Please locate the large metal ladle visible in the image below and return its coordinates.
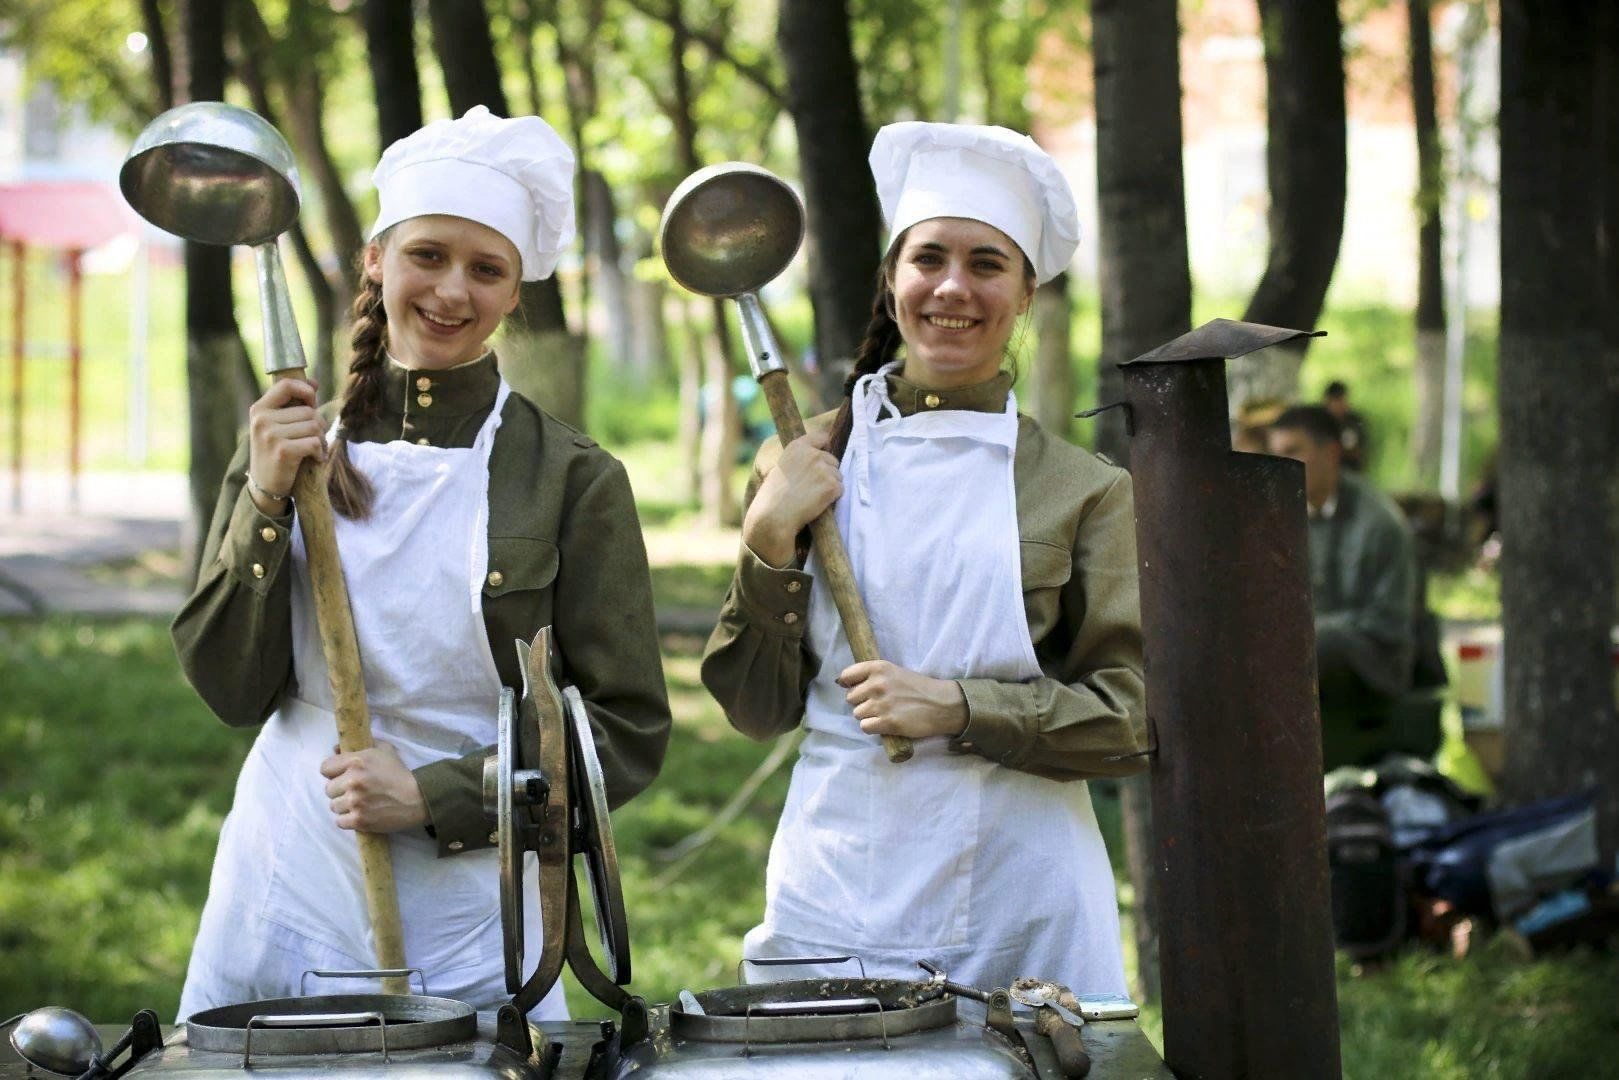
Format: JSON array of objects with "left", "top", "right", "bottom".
[
  {"left": 660, "top": 163, "right": 911, "bottom": 764},
  {"left": 119, "top": 102, "right": 408, "bottom": 991}
]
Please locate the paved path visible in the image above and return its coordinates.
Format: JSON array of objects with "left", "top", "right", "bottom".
[
  {"left": 0, "top": 470, "right": 735, "bottom": 631},
  {"left": 0, "top": 471, "right": 190, "bottom": 618}
]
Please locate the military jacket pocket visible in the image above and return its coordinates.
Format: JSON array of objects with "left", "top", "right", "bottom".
[
  {"left": 1019, "top": 539, "right": 1074, "bottom": 594},
  {"left": 483, "top": 536, "right": 560, "bottom": 598}
]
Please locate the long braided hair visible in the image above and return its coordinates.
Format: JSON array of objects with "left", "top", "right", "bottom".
[
  {"left": 326, "top": 233, "right": 394, "bottom": 519},
  {"left": 825, "top": 248, "right": 904, "bottom": 463}
]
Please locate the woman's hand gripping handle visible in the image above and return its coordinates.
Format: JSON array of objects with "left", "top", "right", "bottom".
[{"left": 745, "top": 370, "right": 914, "bottom": 764}]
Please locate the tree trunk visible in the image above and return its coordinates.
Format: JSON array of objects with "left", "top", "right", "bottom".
[
  {"left": 667, "top": 0, "right": 738, "bottom": 523},
  {"left": 1409, "top": 0, "right": 1446, "bottom": 490},
  {"left": 1498, "top": 0, "right": 1619, "bottom": 866},
  {"left": 701, "top": 307, "right": 740, "bottom": 527},
  {"left": 1029, "top": 273, "right": 1075, "bottom": 440},
  {"left": 427, "top": 0, "right": 584, "bottom": 426},
  {"left": 361, "top": 0, "right": 423, "bottom": 151},
  {"left": 678, "top": 298, "right": 704, "bottom": 504},
  {"left": 778, "top": 0, "right": 884, "bottom": 407},
  {"left": 179, "top": 0, "right": 253, "bottom": 571},
  {"left": 138, "top": 0, "right": 175, "bottom": 111},
  {"left": 1091, "top": 0, "right": 1193, "bottom": 1005},
  {"left": 286, "top": 222, "right": 337, "bottom": 399},
  {"left": 1598, "top": 3, "right": 1619, "bottom": 605},
  {"left": 553, "top": 0, "right": 601, "bottom": 353},
  {"left": 265, "top": 4, "right": 366, "bottom": 284},
  {"left": 1233, "top": 0, "right": 1347, "bottom": 409},
  {"left": 231, "top": 9, "right": 339, "bottom": 403},
  {"left": 1092, "top": 0, "right": 1192, "bottom": 471},
  {"left": 630, "top": 273, "right": 670, "bottom": 383},
  {"left": 510, "top": 0, "right": 545, "bottom": 118},
  {"left": 584, "top": 170, "right": 635, "bottom": 373}
]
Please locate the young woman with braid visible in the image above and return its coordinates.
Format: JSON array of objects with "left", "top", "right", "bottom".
[
  {"left": 701, "top": 122, "right": 1147, "bottom": 996},
  {"left": 172, "top": 108, "right": 669, "bottom": 1018}
]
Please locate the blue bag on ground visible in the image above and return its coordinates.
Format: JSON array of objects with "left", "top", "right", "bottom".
[{"left": 1406, "top": 791, "right": 1599, "bottom": 921}]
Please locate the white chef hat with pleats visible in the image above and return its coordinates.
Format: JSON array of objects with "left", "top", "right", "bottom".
[
  {"left": 369, "top": 105, "right": 575, "bottom": 281},
  {"left": 869, "top": 121, "right": 1079, "bottom": 284}
]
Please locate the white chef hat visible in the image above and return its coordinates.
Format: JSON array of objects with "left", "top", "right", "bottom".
[
  {"left": 369, "top": 106, "right": 575, "bottom": 281},
  {"left": 869, "top": 121, "right": 1079, "bottom": 284}
]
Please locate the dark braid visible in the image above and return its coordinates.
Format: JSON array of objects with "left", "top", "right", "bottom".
[
  {"left": 827, "top": 247, "right": 905, "bottom": 463},
  {"left": 327, "top": 262, "right": 389, "bottom": 519}
]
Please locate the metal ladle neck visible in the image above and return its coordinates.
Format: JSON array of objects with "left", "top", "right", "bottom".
[{"left": 736, "top": 293, "right": 785, "bottom": 380}]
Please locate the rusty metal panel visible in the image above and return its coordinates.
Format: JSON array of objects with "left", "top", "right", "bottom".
[{"left": 1121, "top": 323, "right": 1340, "bottom": 1080}]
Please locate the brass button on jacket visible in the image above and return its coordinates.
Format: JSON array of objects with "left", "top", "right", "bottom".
[
  {"left": 785, "top": 580, "right": 802, "bottom": 594},
  {"left": 416, "top": 376, "right": 432, "bottom": 391},
  {"left": 783, "top": 611, "right": 799, "bottom": 625},
  {"left": 924, "top": 392, "right": 942, "bottom": 408},
  {"left": 487, "top": 571, "right": 505, "bottom": 588},
  {"left": 260, "top": 526, "right": 278, "bottom": 543},
  {"left": 417, "top": 438, "right": 431, "bottom": 446},
  {"left": 251, "top": 563, "right": 266, "bottom": 580},
  {"left": 447, "top": 840, "right": 464, "bottom": 852},
  {"left": 417, "top": 392, "right": 433, "bottom": 408}
]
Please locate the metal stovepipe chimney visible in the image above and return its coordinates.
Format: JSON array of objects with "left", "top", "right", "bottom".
[{"left": 1118, "top": 319, "right": 1341, "bottom": 1079}]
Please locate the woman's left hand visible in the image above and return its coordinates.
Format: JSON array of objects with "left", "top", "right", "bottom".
[
  {"left": 320, "top": 742, "right": 428, "bottom": 833},
  {"left": 838, "top": 660, "right": 968, "bottom": 740}
]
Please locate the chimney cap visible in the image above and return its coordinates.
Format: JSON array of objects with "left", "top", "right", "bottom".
[{"left": 1123, "top": 318, "right": 1325, "bottom": 367}]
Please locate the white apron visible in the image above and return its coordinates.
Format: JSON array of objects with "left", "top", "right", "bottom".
[
  {"left": 743, "top": 365, "right": 1127, "bottom": 996},
  {"left": 179, "top": 381, "right": 567, "bottom": 1021}
]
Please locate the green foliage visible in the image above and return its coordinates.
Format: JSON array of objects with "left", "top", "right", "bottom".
[
  {"left": 1, "top": 0, "right": 160, "bottom": 131},
  {"left": 851, "top": 0, "right": 1085, "bottom": 128}
]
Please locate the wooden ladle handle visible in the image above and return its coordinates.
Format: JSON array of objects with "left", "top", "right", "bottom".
[
  {"left": 275, "top": 369, "right": 409, "bottom": 991},
  {"left": 758, "top": 370, "right": 913, "bottom": 764}
]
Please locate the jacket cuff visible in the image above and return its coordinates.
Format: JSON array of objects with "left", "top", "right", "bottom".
[
  {"left": 734, "top": 542, "right": 813, "bottom": 635},
  {"left": 415, "top": 751, "right": 497, "bottom": 857},
  {"left": 950, "top": 678, "right": 1037, "bottom": 767},
  {"left": 217, "top": 484, "right": 294, "bottom": 596}
]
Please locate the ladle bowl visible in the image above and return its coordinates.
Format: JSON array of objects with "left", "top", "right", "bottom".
[
  {"left": 8, "top": 1007, "right": 103, "bottom": 1076},
  {"left": 120, "top": 101, "right": 301, "bottom": 248},
  {"left": 659, "top": 163, "right": 804, "bottom": 299}
]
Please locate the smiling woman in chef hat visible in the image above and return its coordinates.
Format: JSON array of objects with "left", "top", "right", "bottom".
[
  {"left": 172, "top": 106, "right": 671, "bottom": 1020},
  {"left": 703, "top": 121, "right": 1147, "bottom": 997}
]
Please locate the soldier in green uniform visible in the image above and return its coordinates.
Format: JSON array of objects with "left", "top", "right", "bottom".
[{"left": 172, "top": 107, "right": 669, "bottom": 1019}]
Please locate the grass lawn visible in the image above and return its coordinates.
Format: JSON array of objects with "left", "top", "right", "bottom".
[{"left": 3, "top": 614, "right": 1615, "bottom": 1076}]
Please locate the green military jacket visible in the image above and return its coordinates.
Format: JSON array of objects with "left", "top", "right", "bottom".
[
  {"left": 700, "top": 372, "right": 1147, "bottom": 782},
  {"left": 1309, "top": 470, "right": 1417, "bottom": 699},
  {"left": 172, "top": 355, "right": 671, "bottom": 856}
]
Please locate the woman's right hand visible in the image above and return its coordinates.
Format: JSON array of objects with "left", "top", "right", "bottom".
[
  {"left": 246, "top": 377, "right": 327, "bottom": 515},
  {"left": 742, "top": 428, "right": 843, "bottom": 568}
]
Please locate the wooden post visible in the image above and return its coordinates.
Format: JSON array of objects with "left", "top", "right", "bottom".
[
  {"left": 10, "top": 240, "right": 23, "bottom": 512},
  {"left": 67, "top": 249, "right": 82, "bottom": 512}
]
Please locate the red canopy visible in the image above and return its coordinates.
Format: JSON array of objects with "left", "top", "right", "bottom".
[{"left": 0, "top": 181, "right": 138, "bottom": 251}]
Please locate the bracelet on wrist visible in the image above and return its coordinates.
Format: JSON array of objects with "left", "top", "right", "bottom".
[{"left": 245, "top": 470, "right": 291, "bottom": 505}]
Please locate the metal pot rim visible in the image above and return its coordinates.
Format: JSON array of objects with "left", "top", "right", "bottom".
[
  {"left": 184, "top": 993, "right": 476, "bottom": 1056},
  {"left": 668, "top": 977, "right": 957, "bottom": 1045}
]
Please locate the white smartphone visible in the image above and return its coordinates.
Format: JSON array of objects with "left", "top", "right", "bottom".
[{"left": 1077, "top": 994, "right": 1140, "bottom": 1021}]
